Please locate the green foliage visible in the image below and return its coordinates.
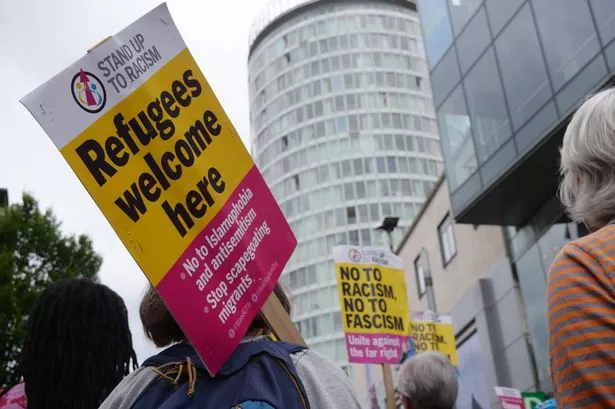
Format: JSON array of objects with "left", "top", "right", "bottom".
[{"left": 0, "top": 193, "right": 102, "bottom": 388}]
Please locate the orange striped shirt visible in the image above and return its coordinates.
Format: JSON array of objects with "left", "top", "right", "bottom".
[{"left": 548, "top": 224, "right": 615, "bottom": 408}]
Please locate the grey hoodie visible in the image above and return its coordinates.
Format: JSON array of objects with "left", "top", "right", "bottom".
[{"left": 99, "top": 340, "right": 361, "bottom": 409}]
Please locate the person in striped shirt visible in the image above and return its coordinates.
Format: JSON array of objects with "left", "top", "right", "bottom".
[{"left": 549, "top": 88, "right": 615, "bottom": 408}]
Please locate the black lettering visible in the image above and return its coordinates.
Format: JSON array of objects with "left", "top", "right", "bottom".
[
  {"left": 114, "top": 114, "right": 139, "bottom": 154},
  {"left": 128, "top": 111, "right": 157, "bottom": 145},
  {"left": 76, "top": 139, "right": 117, "bottom": 187},
  {"left": 143, "top": 153, "right": 170, "bottom": 190},
  {"left": 143, "top": 51, "right": 152, "bottom": 66},
  {"left": 175, "top": 140, "right": 195, "bottom": 167},
  {"left": 125, "top": 66, "right": 137, "bottom": 82},
  {"left": 160, "top": 91, "right": 179, "bottom": 118},
  {"left": 98, "top": 60, "right": 110, "bottom": 77},
  {"left": 102, "top": 56, "right": 113, "bottom": 72},
  {"left": 115, "top": 183, "right": 147, "bottom": 222},
  {"left": 204, "top": 110, "right": 222, "bottom": 136},
  {"left": 172, "top": 80, "right": 190, "bottom": 107},
  {"left": 161, "top": 151, "right": 181, "bottom": 180},
  {"left": 149, "top": 45, "right": 161, "bottom": 63},
  {"left": 111, "top": 53, "right": 122, "bottom": 69},
  {"left": 341, "top": 282, "right": 351, "bottom": 296},
  {"left": 196, "top": 175, "right": 214, "bottom": 206},
  {"left": 394, "top": 316, "right": 404, "bottom": 331},
  {"left": 183, "top": 69, "right": 202, "bottom": 97},
  {"left": 160, "top": 151, "right": 181, "bottom": 180},
  {"left": 147, "top": 99, "right": 175, "bottom": 140},
  {"left": 137, "top": 34, "right": 145, "bottom": 49},
  {"left": 343, "top": 298, "right": 354, "bottom": 312},
  {"left": 208, "top": 167, "right": 225, "bottom": 194},
  {"left": 345, "top": 314, "right": 354, "bottom": 329},
  {"left": 186, "top": 190, "right": 206, "bottom": 218},
  {"left": 138, "top": 172, "right": 161, "bottom": 202},
  {"left": 137, "top": 57, "right": 147, "bottom": 72},
  {"left": 117, "top": 46, "right": 131, "bottom": 63},
  {"left": 184, "top": 120, "right": 209, "bottom": 155},
  {"left": 105, "top": 136, "right": 128, "bottom": 167},
  {"left": 162, "top": 200, "right": 193, "bottom": 237}
]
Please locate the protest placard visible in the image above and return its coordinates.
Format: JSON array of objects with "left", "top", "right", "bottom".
[
  {"left": 408, "top": 310, "right": 459, "bottom": 366},
  {"left": 21, "top": 3, "right": 297, "bottom": 375},
  {"left": 495, "top": 387, "right": 525, "bottom": 409},
  {"left": 333, "top": 246, "right": 411, "bottom": 364},
  {"left": 522, "top": 392, "right": 547, "bottom": 409}
]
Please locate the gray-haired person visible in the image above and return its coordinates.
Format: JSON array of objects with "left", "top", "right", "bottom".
[
  {"left": 397, "top": 351, "right": 458, "bottom": 409},
  {"left": 548, "top": 87, "right": 615, "bottom": 407}
]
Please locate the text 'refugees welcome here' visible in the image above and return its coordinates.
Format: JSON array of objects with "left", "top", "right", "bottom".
[{"left": 75, "top": 69, "right": 229, "bottom": 238}]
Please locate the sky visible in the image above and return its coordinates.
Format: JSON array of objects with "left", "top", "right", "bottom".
[{"left": 0, "top": 0, "right": 271, "bottom": 361}]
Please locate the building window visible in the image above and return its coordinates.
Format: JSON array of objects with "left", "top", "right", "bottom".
[
  {"left": 438, "top": 213, "right": 457, "bottom": 265},
  {"left": 438, "top": 85, "right": 477, "bottom": 191},
  {"left": 414, "top": 254, "right": 426, "bottom": 298},
  {"left": 293, "top": 175, "right": 300, "bottom": 191},
  {"left": 346, "top": 206, "right": 357, "bottom": 224}
]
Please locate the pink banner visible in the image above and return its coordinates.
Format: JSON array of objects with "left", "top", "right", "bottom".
[
  {"left": 345, "top": 333, "right": 409, "bottom": 365},
  {"left": 156, "top": 165, "right": 296, "bottom": 374}
]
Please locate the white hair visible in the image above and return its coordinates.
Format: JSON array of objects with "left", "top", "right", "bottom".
[
  {"left": 397, "top": 351, "right": 458, "bottom": 409},
  {"left": 559, "top": 88, "right": 615, "bottom": 230}
]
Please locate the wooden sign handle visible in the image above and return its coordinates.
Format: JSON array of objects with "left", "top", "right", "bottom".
[
  {"left": 87, "top": 36, "right": 112, "bottom": 53},
  {"left": 261, "top": 293, "right": 306, "bottom": 346},
  {"left": 382, "top": 364, "right": 397, "bottom": 409}
]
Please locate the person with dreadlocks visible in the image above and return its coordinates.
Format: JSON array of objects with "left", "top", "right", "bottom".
[
  {"left": 100, "top": 283, "right": 361, "bottom": 409},
  {"left": 0, "top": 278, "right": 138, "bottom": 409}
]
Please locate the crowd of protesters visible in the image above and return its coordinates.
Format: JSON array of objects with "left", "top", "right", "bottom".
[{"left": 6, "top": 89, "right": 615, "bottom": 408}]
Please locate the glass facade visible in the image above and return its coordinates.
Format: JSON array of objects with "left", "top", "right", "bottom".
[
  {"left": 506, "top": 196, "right": 588, "bottom": 390},
  {"left": 248, "top": 0, "right": 442, "bottom": 363},
  {"left": 419, "top": 0, "right": 615, "bottom": 218},
  {"left": 455, "top": 331, "right": 490, "bottom": 409}
]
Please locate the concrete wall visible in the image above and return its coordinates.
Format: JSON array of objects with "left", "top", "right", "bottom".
[{"left": 397, "top": 178, "right": 509, "bottom": 315}]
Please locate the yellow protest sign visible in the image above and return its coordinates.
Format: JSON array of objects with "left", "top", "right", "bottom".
[
  {"left": 333, "top": 246, "right": 411, "bottom": 364},
  {"left": 409, "top": 311, "right": 458, "bottom": 366},
  {"left": 21, "top": 4, "right": 297, "bottom": 375}
]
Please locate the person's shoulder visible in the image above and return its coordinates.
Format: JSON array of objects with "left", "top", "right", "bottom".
[
  {"left": 99, "top": 366, "right": 158, "bottom": 409},
  {"left": 550, "top": 224, "right": 615, "bottom": 278},
  {"left": 569, "top": 224, "right": 615, "bottom": 257},
  {"left": 290, "top": 346, "right": 346, "bottom": 377}
]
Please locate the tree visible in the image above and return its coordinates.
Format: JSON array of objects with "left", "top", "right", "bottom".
[{"left": 0, "top": 193, "right": 102, "bottom": 388}]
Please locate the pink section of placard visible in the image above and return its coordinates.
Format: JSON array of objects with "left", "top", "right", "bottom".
[
  {"left": 497, "top": 397, "right": 525, "bottom": 409},
  {"left": 345, "top": 333, "right": 410, "bottom": 364},
  {"left": 156, "top": 165, "right": 297, "bottom": 375}
]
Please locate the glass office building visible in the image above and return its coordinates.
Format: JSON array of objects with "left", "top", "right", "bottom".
[
  {"left": 419, "top": 0, "right": 615, "bottom": 391},
  {"left": 248, "top": 0, "right": 441, "bottom": 364}
]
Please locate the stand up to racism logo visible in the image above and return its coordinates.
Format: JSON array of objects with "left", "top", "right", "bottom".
[
  {"left": 348, "top": 248, "right": 362, "bottom": 262},
  {"left": 71, "top": 69, "right": 106, "bottom": 113}
]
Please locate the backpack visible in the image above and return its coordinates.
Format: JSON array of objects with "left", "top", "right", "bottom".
[{"left": 131, "top": 339, "right": 310, "bottom": 409}]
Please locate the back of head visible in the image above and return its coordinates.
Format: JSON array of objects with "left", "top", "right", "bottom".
[
  {"left": 559, "top": 88, "right": 615, "bottom": 230},
  {"left": 21, "top": 278, "right": 137, "bottom": 409},
  {"left": 140, "top": 283, "right": 291, "bottom": 348},
  {"left": 397, "top": 351, "right": 458, "bottom": 409}
]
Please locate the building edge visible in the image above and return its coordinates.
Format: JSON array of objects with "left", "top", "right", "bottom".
[{"left": 249, "top": 0, "right": 417, "bottom": 58}]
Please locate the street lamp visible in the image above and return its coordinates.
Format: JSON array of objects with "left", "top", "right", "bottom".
[{"left": 375, "top": 216, "right": 399, "bottom": 252}]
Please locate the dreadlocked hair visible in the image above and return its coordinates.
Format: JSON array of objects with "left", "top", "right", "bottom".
[{"left": 20, "top": 277, "right": 138, "bottom": 409}]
